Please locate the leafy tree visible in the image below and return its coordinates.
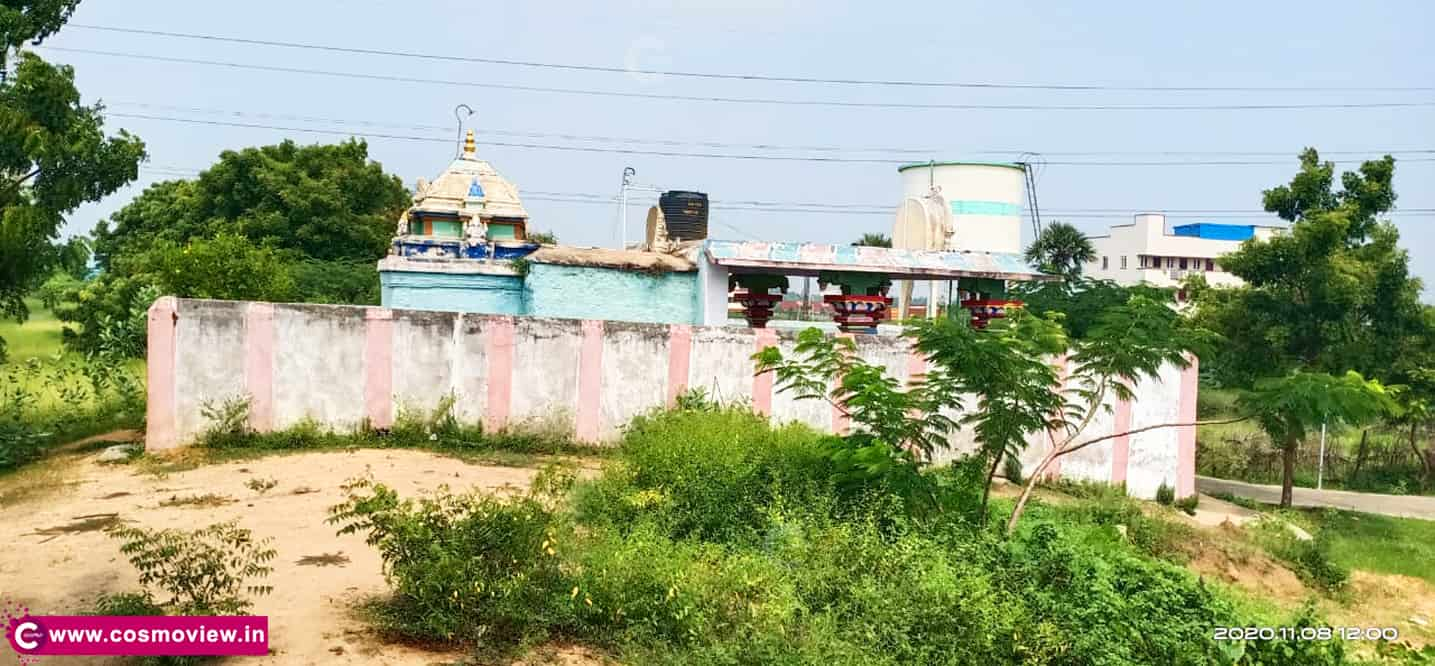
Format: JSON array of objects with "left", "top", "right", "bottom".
[
  {"left": 1237, "top": 371, "right": 1393, "bottom": 507},
  {"left": 1190, "top": 149, "right": 1422, "bottom": 386},
  {"left": 758, "top": 297, "right": 1211, "bottom": 529},
  {"left": 755, "top": 327, "right": 963, "bottom": 515},
  {"left": 0, "top": 1, "right": 79, "bottom": 70},
  {"left": 92, "top": 139, "right": 408, "bottom": 264},
  {"left": 60, "top": 139, "right": 407, "bottom": 355},
  {"left": 906, "top": 310, "right": 1067, "bottom": 520},
  {"left": 129, "top": 233, "right": 298, "bottom": 303},
  {"left": 1022, "top": 221, "right": 1094, "bottom": 279},
  {"left": 852, "top": 233, "right": 892, "bottom": 248},
  {"left": 1011, "top": 278, "right": 1176, "bottom": 339},
  {"left": 1189, "top": 148, "right": 1426, "bottom": 496},
  {"left": 1004, "top": 296, "right": 1216, "bottom": 531},
  {"left": 1, "top": 49, "right": 144, "bottom": 324}
]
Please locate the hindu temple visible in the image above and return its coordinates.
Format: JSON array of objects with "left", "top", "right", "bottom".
[{"left": 378, "top": 130, "right": 1056, "bottom": 330}]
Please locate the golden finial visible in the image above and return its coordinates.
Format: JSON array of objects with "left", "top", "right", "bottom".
[{"left": 463, "top": 129, "right": 476, "bottom": 157}]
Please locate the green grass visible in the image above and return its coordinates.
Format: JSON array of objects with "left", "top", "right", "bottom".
[
  {"left": 0, "top": 298, "right": 65, "bottom": 362},
  {"left": 1304, "top": 508, "right": 1435, "bottom": 585},
  {"left": 1, "top": 299, "right": 145, "bottom": 410}
]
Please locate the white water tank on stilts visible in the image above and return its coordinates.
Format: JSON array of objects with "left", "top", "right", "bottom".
[{"left": 896, "top": 161, "right": 1026, "bottom": 254}]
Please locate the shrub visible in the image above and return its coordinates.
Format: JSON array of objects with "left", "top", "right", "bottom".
[
  {"left": 574, "top": 408, "right": 839, "bottom": 544},
  {"left": 1176, "top": 493, "right": 1200, "bottom": 515},
  {"left": 672, "top": 386, "right": 718, "bottom": 412},
  {"left": 91, "top": 594, "right": 207, "bottom": 666},
  {"left": 92, "top": 591, "right": 165, "bottom": 616},
  {"left": 108, "top": 521, "right": 277, "bottom": 614},
  {"left": 1156, "top": 481, "right": 1176, "bottom": 506},
  {"left": 329, "top": 474, "right": 572, "bottom": 647},
  {"left": 1000, "top": 452, "right": 1024, "bottom": 484},
  {"left": 52, "top": 273, "right": 157, "bottom": 357},
  {"left": 335, "top": 409, "right": 1342, "bottom": 664}
]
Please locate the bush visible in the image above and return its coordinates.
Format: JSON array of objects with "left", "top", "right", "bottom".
[
  {"left": 1156, "top": 481, "right": 1176, "bottom": 506},
  {"left": 574, "top": 408, "right": 839, "bottom": 544},
  {"left": 1176, "top": 493, "right": 1200, "bottom": 515},
  {"left": 329, "top": 473, "right": 573, "bottom": 647},
  {"left": 91, "top": 593, "right": 207, "bottom": 666},
  {"left": 52, "top": 272, "right": 157, "bottom": 357},
  {"left": 1001, "top": 452, "right": 1024, "bottom": 484},
  {"left": 334, "top": 408, "right": 1348, "bottom": 664},
  {"left": 108, "top": 521, "right": 277, "bottom": 614}
]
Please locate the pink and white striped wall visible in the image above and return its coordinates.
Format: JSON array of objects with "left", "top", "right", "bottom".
[{"left": 146, "top": 298, "right": 1200, "bottom": 499}]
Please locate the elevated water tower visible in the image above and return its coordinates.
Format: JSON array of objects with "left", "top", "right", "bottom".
[{"left": 896, "top": 161, "right": 1026, "bottom": 254}]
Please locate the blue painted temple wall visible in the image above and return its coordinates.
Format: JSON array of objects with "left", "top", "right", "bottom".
[
  {"left": 523, "top": 264, "right": 698, "bottom": 324},
  {"left": 380, "top": 271, "right": 525, "bottom": 315},
  {"left": 380, "top": 264, "right": 699, "bottom": 324}
]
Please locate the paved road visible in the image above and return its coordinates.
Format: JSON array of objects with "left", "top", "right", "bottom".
[{"left": 1197, "top": 476, "right": 1435, "bottom": 521}]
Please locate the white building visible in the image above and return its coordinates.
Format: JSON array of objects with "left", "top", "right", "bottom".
[{"left": 1084, "top": 213, "right": 1282, "bottom": 289}]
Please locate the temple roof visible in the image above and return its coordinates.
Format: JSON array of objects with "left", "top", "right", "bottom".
[
  {"left": 408, "top": 130, "right": 528, "bottom": 220},
  {"left": 703, "top": 239, "right": 1056, "bottom": 281}
]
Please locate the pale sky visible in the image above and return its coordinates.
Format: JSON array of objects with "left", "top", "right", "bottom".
[{"left": 37, "top": 0, "right": 1435, "bottom": 296}]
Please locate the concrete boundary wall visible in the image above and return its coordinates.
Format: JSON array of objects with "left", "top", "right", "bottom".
[{"left": 146, "top": 297, "right": 1199, "bottom": 498}]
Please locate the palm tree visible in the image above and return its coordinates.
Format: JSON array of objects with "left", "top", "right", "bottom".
[
  {"left": 852, "top": 233, "right": 892, "bottom": 248},
  {"left": 1023, "top": 221, "right": 1095, "bottom": 279}
]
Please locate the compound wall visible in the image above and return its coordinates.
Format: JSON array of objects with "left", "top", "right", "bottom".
[{"left": 146, "top": 297, "right": 1198, "bottom": 499}]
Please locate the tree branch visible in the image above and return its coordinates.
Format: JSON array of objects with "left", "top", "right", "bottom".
[
  {"left": 1057, "top": 415, "right": 1251, "bottom": 458},
  {"left": 7, "top": 168, "right": 41, "bottom": 192}
]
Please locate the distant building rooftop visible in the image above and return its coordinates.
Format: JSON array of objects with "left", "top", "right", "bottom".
[{"left": 1170, "top": 223, "right": 1255, "bottom": 242}]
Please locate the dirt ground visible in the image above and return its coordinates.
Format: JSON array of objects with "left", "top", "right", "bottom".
[
  {"left": 4, "top": 449, "right": 1432, "bottom": 664},
  {"left": 0, "top": 446, "right": 593, "bottom": 665}
]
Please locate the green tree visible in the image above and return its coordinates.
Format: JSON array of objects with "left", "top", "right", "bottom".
[
  {"left": 131, "top": 233, "right": 298, "bottom": 303},
  {"left": 1011, "top": 278, "right": 1176, "bottom": 339},
  {"left": 852, "top": 233, "right": 892, "bottom": 248},
  {"left": 1238, "top": 371, "right": 1393, "bottom": 507},
  {"left": 92, "top": 139, "right": 408, "bottom": 264},
  {"left": 1, "top": 50, "right": 145, "bottom": 323},
  {"left": 1191, "top": 148, "right": 1422, "bottom": 385},
  {"left": 1022, "top": 221, "right": 1095, "bottom": 279},
  {"left": 1005, "top": 295, "right": 1216, "bottom": 531},
  {"left": 0, "top": 1, "right": 79, "bottom": 69},
  {"left": 1188, "top": 149, "right": 1426, "bottom": 498},
  {"left": 757, "top": 295, "right": 1210, "bottom": 529},
  {"left": 1, "top": 4, "right": 144, "bottom": 361}
]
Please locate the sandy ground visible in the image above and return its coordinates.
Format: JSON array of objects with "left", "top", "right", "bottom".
[{"left": 0, "top": 447, "right": 559, "bottom": 665}]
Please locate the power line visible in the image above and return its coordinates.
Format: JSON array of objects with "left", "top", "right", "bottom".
[
  {"left": 67, "top": 23, "right": 1435, "bottom": 94},
  {"left": 43, "top": 47, "right": 1435, "bottom": 112},
  {"left": 113, "top": 113, "right": 1435, "bottom": 167},
  {"left": 133, "top": 165, "right": 1435, "bottom": 219},
  {"left": 106, "top": 101, "right": 1435, "bottom": 159}
]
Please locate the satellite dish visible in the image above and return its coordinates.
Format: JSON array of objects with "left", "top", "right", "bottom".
[
  {"left": 643, "top": 205, "right": 667, "bottom": 250},
  {"left": 923, "top": 193, "right": 953, "bottom": 251},
  {"left": 891, "top": 197, "right": 929, "bottom": 250},
  {"left": 891, "top": 194, "right": 953, "bottom": 320}
]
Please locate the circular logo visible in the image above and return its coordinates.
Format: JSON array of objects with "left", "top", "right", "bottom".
[{"left": 6, "top": 615, "right": 47, "bottom": 653}]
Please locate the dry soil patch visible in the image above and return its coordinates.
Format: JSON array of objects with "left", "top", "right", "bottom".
[{"left": 0, "top": 448, "right": 552, "bottom": 665}]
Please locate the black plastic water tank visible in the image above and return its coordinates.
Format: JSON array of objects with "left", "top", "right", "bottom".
[{"left": 659, "top": 190, "right": 709, "bottom": 240}]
